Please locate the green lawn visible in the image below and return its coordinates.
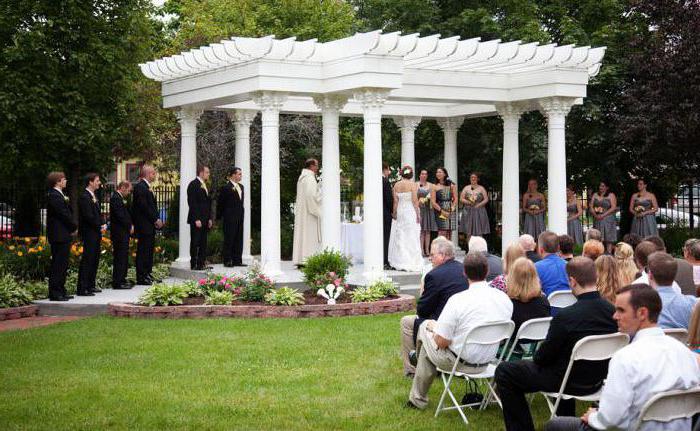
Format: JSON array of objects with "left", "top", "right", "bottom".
[{"left": 0, "top": 314, "right": 554, "bottom": 430}]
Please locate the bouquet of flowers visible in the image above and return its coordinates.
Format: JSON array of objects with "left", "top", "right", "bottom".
[
  {"left": 528, "top": 204, "right": 540, "bottom": 212},
  {"left": 594, "top": 206, "right": 605, "bottom": 215},
  {"left": 419, "top": 196, "right": 430, "bottom": 207},
  {"left": 634, "top": 205, "right": 646, "bottom": 217},
  {"left": 465, "top": 194, "right": 476, "bottom": 206},
  {"left": 438, "top": 209, "right": 450, "bottom": 220}
]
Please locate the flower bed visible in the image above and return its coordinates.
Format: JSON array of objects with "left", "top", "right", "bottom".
[
  {"left": 108, "top": 294, "right": 414, "bottom": 319},
  {"left": 0, "top": 305, "right": 39, "bottom": 321}
]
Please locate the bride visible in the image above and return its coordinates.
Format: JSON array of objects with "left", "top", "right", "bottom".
[{"left": 388, "top": 165, "right": 424, "bottom": 272}]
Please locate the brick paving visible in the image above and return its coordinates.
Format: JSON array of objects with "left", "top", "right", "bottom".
[{"left": 0, "top": 316, "right": 83, "bottom": 332}]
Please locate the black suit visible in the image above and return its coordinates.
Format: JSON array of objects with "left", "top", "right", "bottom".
[
  {"left": 110, "top": 191, "right": 132, "bottom": 288},
  {"left": 495, "top": 291, "right": 617, "bottom": 431},
  {"left": 77, "top": 189, "right": 103, "bottom": 294},
  {"left": 187, "top": 178, "right": 211, "bottom": 269},
  {"left": 382, "top": 176, "right": 393, "bottom": 266},
  {"left": 46, "top": 188, "right": 77, "bottom": 299},
  {"left": 217, "top": 181, "right": 244, "bottom": 265},
  {"left": 414, "top": 259, "right": 468, "bottom": 341},
  {"left": 132, "top": 179, "right": 158, "bottom": 281}
]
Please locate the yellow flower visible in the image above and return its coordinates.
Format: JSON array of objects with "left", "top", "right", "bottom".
[
  {"left": 9, "top": 245, "right": 15, "bottom": 250},
  {"left": 37, "top": 246, "right": 43, "bottom": 252},
  {"left": 28, "top": 248, "right": 36, "bottom": 254},
  {"left": 78, "top": 246, "right": 84, "bottom": 254},
  {"left": 24, "top": 237, "right": 31, "bottom": 244},
  {"left": 131, "top": 252, "right": 136, "bottom": 257},
  {"left": 155, "top": 246, "right": 162, "bottom": 253},
  {"left": 17, "top": 251, "right": 23, "bottom": 256}
]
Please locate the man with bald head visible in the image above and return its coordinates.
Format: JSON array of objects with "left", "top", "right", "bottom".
[
  {"left": 519, "top": 234, "right": 541, "bottom": 263},
  {"left": 132, "top": 165, "right": 163, "bottom": 285}
]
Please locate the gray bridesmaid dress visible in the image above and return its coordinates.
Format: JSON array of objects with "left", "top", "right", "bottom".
[
  {"left": 630, "top": 197, "right": 658, "bottom": 237},
  {"left": 567, "top": 202, "right": 584, "bottom": 244},
  {"left": 418, "top": 184, "right": 437, "bottom": 232},
  {"left": 459, "top": 190, "right": 490, "bottom": 235},
  {"left": 592, "top": 196, "right": 618, "bottom": 242},
  {"left": 523, "top": 196, "right": 545, "bottom": 238}
]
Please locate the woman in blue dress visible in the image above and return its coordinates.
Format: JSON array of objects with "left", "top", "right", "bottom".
[
  {"left": 589, "top": 181, "right": 618, "bottom": 254},
  {"left": 629, "top": 179, "right": 659, "bottom": 238},
  {"left": 522, "top": 179, "right": 546, "bottom": 240}
]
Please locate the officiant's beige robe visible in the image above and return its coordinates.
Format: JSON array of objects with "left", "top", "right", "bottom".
[{"left": 292, "top": 168, "right": 322, "bottom": 264}]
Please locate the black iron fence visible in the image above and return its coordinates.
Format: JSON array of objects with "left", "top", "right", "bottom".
[{"left": 0, "top": 185, "right": 178, "bottom": 239}]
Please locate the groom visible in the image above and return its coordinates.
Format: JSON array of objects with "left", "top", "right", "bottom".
[{"left": 382, "top": 162, "right": 393, "bottom": 270}]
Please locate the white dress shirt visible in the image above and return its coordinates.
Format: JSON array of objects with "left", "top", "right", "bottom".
[
  {"left": 633, "top": 271, "right": 681, "bottom": 294},
  {"left": 231, "top": 180, "right": 241, "bottom": 198},
  {"left": 587, "top": 326, "right": 700, "bottom": 430},
  {"left": 435, "top": 281, "right": 513, "bottom": 364},
  {"left": 197, "top": 176, "right": 208, "bottom": 194}
]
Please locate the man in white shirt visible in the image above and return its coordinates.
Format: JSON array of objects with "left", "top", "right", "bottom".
[
  {"left": 634, "top": 240, "right": 682, "bottom": 294},
  {"left": 407, "top": 252, "right": 513, "bottom": 409},
  {"left": 545, "top": 284, "right": 700, "bottom": 431}
]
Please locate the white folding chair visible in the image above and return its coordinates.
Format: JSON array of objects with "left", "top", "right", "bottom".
[
  {"left": 632, "top": 386, "right": 700, "bottom": 431},
  {"left": 434, "top": 320, "right": 515, "bottom": 426},
  {"left": 504, "top": 317, "right": 553, "bottom": 361},
  {"left": 663, "top": 328, "right": 689, "bottom": 345},
  {"left": 547, "top": 290, "right": 577, "bottom": 308},
  {"left": 541, "top": 332, "right": 630, "bottom": 418}
]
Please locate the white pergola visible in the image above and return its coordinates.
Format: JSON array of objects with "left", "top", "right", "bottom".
[{"left": 140, "top": 30, "right": 605, "bottom": 278}]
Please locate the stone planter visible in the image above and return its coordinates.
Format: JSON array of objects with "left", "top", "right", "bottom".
[
  {"left": 0, "top": 305, "right": 39, "bottom": 321},
  {"left": 108, "top": 294, "right": 415, "bottom": 319}
]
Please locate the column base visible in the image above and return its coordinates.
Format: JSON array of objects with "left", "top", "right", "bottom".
[
  {"left": 242, "top": 254, "right": 254, "bottom": 264},
  {"left": 362, "top": 269, "right": 386, "bottom": 283},
  {"left": 261, "top": 261, "right": 283, "bottom": 278},
  {"left": 173, "top": 257, "right": 191, "bottom": 268}
]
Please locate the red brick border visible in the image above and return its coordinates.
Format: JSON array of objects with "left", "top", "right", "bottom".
[
  {"left": 0, "top": 305, "right": 39, "bottom": 321},
  {"left": 108, "top": 295, "right": 415, "bottom": 319}
]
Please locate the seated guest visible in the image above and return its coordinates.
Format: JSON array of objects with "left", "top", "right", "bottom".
[
  {"left": 495, "top": 257, "right": 617, "bottom": 431},
  {"left": 519, "top": 234, "right": 541, "bottom": 263},
  {"left": 689, "top": 303, "right": 700, "bottom": 353},
  {"left": 645, "top": 235, "right": 695, "bottom": 294},
  {"left": 634, "top": 241, "right": 682, "bottom": 294},
  {"left": 507, "top": 257, "right": 551, "bottom": 336},
  {"left": 545, "top": 284, "right": 700, "bottom": 431},
  {"left": 682, "top": 239, "right": 700, "bottom": 295},
  {"left": 582, "top": 239, "right": 604, "bottom": 261},
  {"left": 648, "top": 252, "right": 697, "bottom": 329},
  {"left": 400, "top": 237, "right": 467, "bottom": 377},
  {"left": 535, "top": 231, "right": 570, "bottom": 297},
  {"left": 621, "top": 232, "right": 642, "bottom": 251},
  {"left": 595, "top": 255, "right": 619, "bottom": 303},
  {"left": 468, "top": 235, "right": 503, "bottom": 281},
  {"left": 490, "top": 242, "right": 526, "bottom": 293},
  {"left": 407, "top": 253, "right": 512, "bottom": 409},
  {"left": 586, "top": 228, "right": 602, "bottom": 242},
  {"left": 558, "top": 234, "right": 575, "bottom": 262},
  {"left": 614, "top": 242, "right": 638, "bottom": 286}
]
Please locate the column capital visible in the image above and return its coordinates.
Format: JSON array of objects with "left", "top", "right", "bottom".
[
  {"left": 228, "top": 109, "right": 257, "bottom": 128},
  {"left": 252, "top": 91, "right": 287, "bottom": 112},
  {"left": 353, "top": 88, "right": 390, "bottom": 110},
  {"left": 495, "top": 102, "right": 528, "bottom": 121},
  {"left": 313, "top": 94, "right": 348, "bottom": 113},
  {"left": 176, "top": 107, "right": 203, "bottom": 124},
  {"left": 392, "top": 116, "right": 422, "bottom": 131},
  {"left": 437, "top": 116, "right": 464, "bottom": 133},
  {"left": 538, "top": 97, "right": 576, "bottom": 117}
]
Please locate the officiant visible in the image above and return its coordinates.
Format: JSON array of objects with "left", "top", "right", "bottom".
[{"left": 292, "top": 158, "right": 321, "bottom": 266}]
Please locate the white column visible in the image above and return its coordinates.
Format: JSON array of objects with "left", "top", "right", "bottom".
[
  {"left": 393, "top": 116, "right": 421, "bottom": 172},
  {"left": 313, "top": 95, "right": 348, "bottom": 252},
  {"left": 253, "top": 91, "right": 287, "bottom": 276},
  {"left": 496, "top": 103, "right": 526, "bottom": 253},
  {"left": 540, "top": 97, "right": 574, "bottom": 235},
  {"left": 230, "top": 109, "right": 256, "bottom": 263},
  {"left": 175, "top": 107, "right": 202, "bottom": 265},
  {"left": 354, "top": 88, "right": 389, "bottom": 279},
  {"left": 438, "top": 116, "right": 464, "bottom": 248}
]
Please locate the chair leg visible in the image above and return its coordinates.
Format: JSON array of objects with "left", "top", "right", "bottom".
[{"left": 434, "top": 373, "right": 469, "bottom": 426}]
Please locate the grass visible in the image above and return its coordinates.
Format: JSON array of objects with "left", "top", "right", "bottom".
[{"left": 0, "top": 313, "right": 554, "bottom": 430}]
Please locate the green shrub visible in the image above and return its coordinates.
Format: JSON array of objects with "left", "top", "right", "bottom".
[
  {"left": 183, "top": 280, "right": 202, "bottom": 297},
  {"left": 242, "top": 264, "right": 274, "bottom": 302},
  {"left": 23, "top": 279, "right": 49, "bottom": 300},
  {"left": 137, "top": 283, "right": 189, "bottom": 306},
  {"left": 0, "top": 274, "right": 33, "bottom": 308},
  {"left": 205, "top": 290, "right": 234, "bottom": 305},
  {"left": 349, "top": 285, "right": 384, "bottom": 303},
  {"left": 264, "top": 287, "right": 304, "bottom": 306},
  {"left": 301, "top": 249, "right": 352, "bottom": 289},
  {"left": 206, "top": 227, "right": 224, "bottom": 263},
  {"left": 368, "top": 277, "right": 398, "bottom": 297}
]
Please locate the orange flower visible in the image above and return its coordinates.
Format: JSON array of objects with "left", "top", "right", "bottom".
[
  {"left": 131, "top": 252, "right": 136, "bottom": 257},
  {"left": 24, "top": 237, "right": 31, "bottom": 244},
  {"left": 37, "top": 246, "right": 43, "bottom": 252},
  {"left": 155, "top": 246, "right": 162, "bottom": 253}
]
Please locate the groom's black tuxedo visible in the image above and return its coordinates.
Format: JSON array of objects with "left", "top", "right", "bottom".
[
  {"left": 187, "top": 178, "right": 212, "bottom": 270},
  {"left": 217, "top": 181, "right": 244, "bottom": 266}
]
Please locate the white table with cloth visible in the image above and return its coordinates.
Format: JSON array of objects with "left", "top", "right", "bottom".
[{"left": 340, "top": 222, "right": 364, "bottom": 264}]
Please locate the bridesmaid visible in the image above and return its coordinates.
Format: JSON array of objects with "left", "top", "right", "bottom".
[
  {"left": 431, "top": 167, "right": 457, "bottom": 240},
  {"left": 590, "top": 181, "right": 618, "bottom": 254},
  {"left": 459, "top": 172, "right": 490, "bottom": 241},
  {"left": 566, "top": 185, "right": 584, "bottom": 244},
  {"left": 522, "top": 179, "right": 546, "bottom": 240},
  {"left": 417, "top": 169, "right": 437, "bottom": 256},
  {"left": 629, "top": 179, "right": 659, "bottom": 237}
]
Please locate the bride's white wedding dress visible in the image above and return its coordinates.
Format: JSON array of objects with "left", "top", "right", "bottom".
[{"left": 388, "top": 192, "right": 424, "bottom": 272}]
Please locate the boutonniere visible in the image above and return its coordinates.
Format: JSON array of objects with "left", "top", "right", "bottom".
[
  {"left": 63, "top": 196, "right": 69, "bottom": 203},
  {"left": 122, "top": 199, "right": 127, "bottom": 205},
  {"left": 92, "top": 197, "right": 97, "bottom": 204}
]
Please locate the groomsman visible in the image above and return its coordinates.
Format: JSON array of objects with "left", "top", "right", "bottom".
[
  {"left": 110, "top": 181, "right": 133, "bottom": 289},
  {"left": 187, "top": 165, "right": 212, "bottom": 270},
  {"left": 217, "top": 167, "right": 245, "bottom": 267},
  {"left": 382, "top": 162, "right": 393, "bottom": 270},
  {"left": 132, "top": 165, "right": 162, "bottom": 285},
  {"left": 46, "top": 172, "right": 77, "bottom": 301},
  {"left": 77, "top": 173, "right": 105, "bottom": 296}
]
